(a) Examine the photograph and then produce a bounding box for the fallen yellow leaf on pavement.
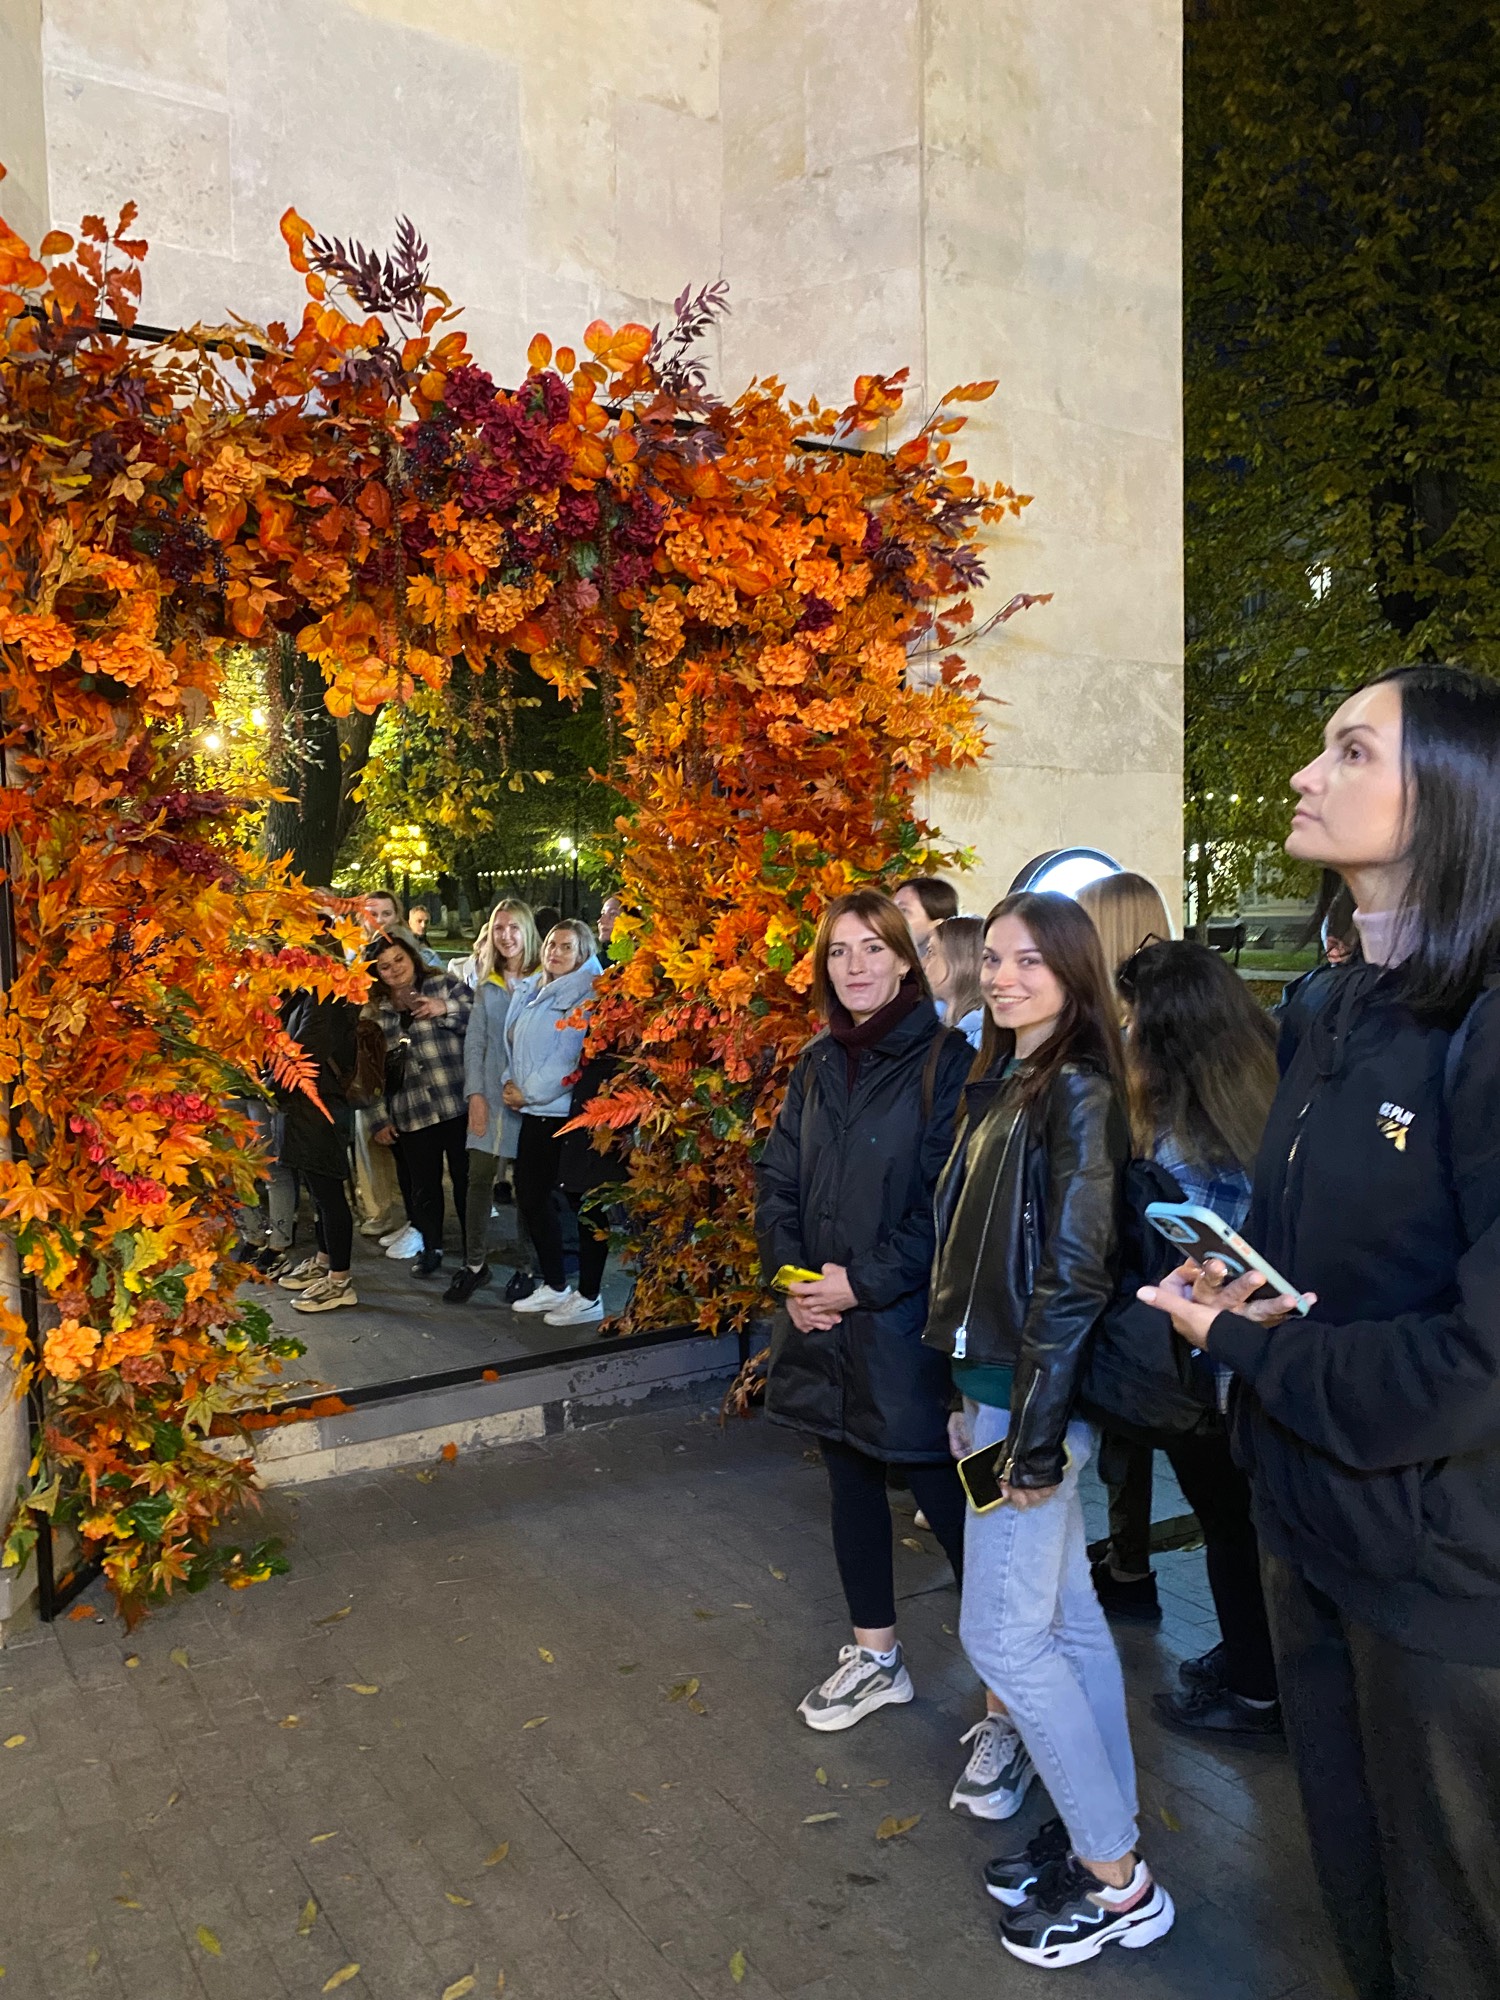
[666,1678,699,1702]
[537,1647,554,1663]
[876,1814,922,1840]
[521,1716,548,1729]
[445,1891,473,1907]
[3,1736,24,1750]
[442,1979,476,2000]
[195,1925,221,1956]
[730,1948,747,1984]
[345,1684,379,1696]
[803,1812,839,1824]
[297,1898,318,1936]
[322,1968,359,1993]
[170,1649,190,1669]
[483,1843,510,1867]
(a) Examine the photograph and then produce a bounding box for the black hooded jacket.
[1208,964,1500,1664]
[755,1002,971,1462]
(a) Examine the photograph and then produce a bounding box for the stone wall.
[5,0,1182,910]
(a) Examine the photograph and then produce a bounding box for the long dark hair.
[974,893,1126,1107]
[1116,939,1277,1172]
[1373,665,1500,1020]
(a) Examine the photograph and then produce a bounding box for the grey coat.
[463,972,523,1159]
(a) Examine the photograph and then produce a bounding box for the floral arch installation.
[0,170,1044,1621]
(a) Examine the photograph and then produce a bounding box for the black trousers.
[515,1115,609,1299]
[1163,1429,1276,1702]
[820,1437,966,1631]
[395,1115,469,1257]
[1104,1440,1155,1578]
[304,1169,353,1271]
[1264,1554,1500,2000]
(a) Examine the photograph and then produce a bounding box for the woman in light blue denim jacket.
[502,920,605,1328]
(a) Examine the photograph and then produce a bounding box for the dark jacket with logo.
[755,1004,971,1462]
[923,1060,1129,1488]
[1208,965,1500,1663]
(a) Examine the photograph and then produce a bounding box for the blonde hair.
[475,898,540,982]
[1075,872,1175,978]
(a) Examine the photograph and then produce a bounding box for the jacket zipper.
[1021,1200,1038,1293]
[999,1372,1040,1486]
[948,1111,1022,1362]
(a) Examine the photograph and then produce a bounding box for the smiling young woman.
[1143,665,1500,2000]
[923,892,1176,1969]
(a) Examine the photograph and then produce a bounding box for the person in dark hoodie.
[1142,665,1500,2000]
[756,891,973,1758]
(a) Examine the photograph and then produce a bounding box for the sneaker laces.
[819,1644,884,1700]
[1030,1853,1095,1913]
[958,1714,1018,1785]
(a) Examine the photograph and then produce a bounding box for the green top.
[952,1362,1013,1409]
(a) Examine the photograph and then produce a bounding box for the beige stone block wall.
[0,0,49,246]
[918,0,1184,916]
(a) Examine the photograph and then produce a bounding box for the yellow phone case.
[771,1263,823,1289]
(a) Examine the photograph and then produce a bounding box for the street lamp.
[554,833,578,915]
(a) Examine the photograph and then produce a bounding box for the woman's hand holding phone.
[1140,1257,1315,1349]
[786,1263,856,1333]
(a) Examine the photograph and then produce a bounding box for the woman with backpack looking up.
[754,896,985,1770]
[1142,666,1500,2000]
[925,892,1175,1971]
[1103,938,1281,1739]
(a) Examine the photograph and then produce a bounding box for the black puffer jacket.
[923,1061,1128,1488]
[755,1004,971,1462]
[1209,965,1500,1665]
[277,989,358,1180]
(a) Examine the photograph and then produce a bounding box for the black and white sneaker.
[998,1854,1175,1968]
[984,1816,1070,1907]
[796,1643,913,1732]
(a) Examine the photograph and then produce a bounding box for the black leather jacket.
[923,1060,1128,1488]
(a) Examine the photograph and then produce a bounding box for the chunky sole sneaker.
[383,1225,425,1260]
[797,1644,914,1733]
[292,1278,358,1314]
[950,1715,1036,1820]
[985,1816,1071,1907]
[999,1856,1175,1969]
[277,1257,326,1291]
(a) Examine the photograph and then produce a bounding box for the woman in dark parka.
[756,890,971,1735]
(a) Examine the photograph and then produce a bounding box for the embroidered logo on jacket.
[1378,1102,1414,1151]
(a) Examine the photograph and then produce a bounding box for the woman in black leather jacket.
[925,892,1175,1971]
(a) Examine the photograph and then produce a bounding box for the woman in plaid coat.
[367,930,474,1278]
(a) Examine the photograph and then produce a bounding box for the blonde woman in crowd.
[925,914,987,1048]
[446,899,541,1304]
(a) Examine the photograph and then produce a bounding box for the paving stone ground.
[0,1400,1352,2000]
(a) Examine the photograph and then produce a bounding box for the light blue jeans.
[960,1401,1140,1863]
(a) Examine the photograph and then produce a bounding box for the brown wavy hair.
[810,890,930,1017]
[974,892,1126,1107]
[1074,870,1175,976]
[1116,939,1276,1171]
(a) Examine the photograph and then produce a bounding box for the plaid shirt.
[374,971,473,1133]
[1153,1136,1252,1413]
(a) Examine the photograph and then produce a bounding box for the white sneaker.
[949,1714,1036,1819]
[512,1283,575,1316]
[797,1643,914,1732]
[361,1213,400,1239]
[383,1224,424,1260]
[544,1292,605,1327]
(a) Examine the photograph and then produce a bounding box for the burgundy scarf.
[827,970,924,1087]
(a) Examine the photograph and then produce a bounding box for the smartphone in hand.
[1145,1202,1310,1315]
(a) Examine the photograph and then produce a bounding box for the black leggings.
[820,1437,967,1630]
[395,1115,470,1257]
[515,1115,608,1300]
[305,1170,353,1271]
[1163,1429,1277,1701]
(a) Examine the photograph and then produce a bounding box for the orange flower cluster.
[570,375,1042,1333]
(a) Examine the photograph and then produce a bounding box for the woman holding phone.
[924,892,1175,1970]
[754,895,980,1763]
[1143,666,1500,2000]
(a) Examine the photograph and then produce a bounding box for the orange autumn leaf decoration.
[0,175,1044,1612]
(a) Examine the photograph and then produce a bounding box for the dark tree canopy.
[1185,0,1500,916]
